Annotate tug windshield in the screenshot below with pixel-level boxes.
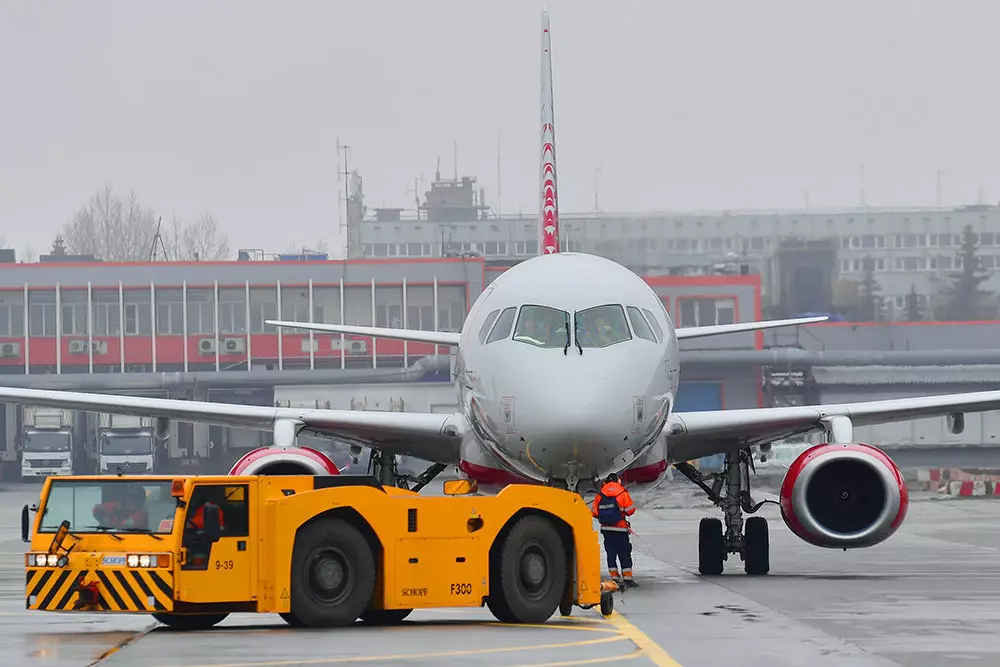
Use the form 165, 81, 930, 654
38, 479, 177, 534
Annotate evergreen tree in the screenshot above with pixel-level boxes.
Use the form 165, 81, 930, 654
905, 283, 924, 322
856, 255, 884, 322
940, 224, 996, 321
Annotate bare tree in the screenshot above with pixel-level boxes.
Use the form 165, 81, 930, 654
20, 246, 38, 263
282, 238, 331, 256
0, 235, 7, 249
160, 210, 231, 261
62, 184, 159, 261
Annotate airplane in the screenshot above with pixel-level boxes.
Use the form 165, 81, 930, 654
3, 10, 1000, 578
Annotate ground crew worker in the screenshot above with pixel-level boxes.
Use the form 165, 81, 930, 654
591, 472, 637, 587
92, 484, 149, 530
187, 499, 225, 532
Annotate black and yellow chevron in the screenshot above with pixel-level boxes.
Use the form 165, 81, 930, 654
26, 568, 174, 612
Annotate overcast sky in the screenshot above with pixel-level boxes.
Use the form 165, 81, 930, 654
2, 1, 999, 257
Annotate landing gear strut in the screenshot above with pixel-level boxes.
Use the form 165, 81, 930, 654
366, 449, 447, 492
674, 448, 774, 576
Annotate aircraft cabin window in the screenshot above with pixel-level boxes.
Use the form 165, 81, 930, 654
478, 309, 501, 343
574, 304, 631, 348
627, 306, 657, 342
512, 305, 569, 348
486, 307, 517, 343
641, 307, 664, 342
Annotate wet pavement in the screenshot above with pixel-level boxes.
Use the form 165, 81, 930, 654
2, 480, 999, 666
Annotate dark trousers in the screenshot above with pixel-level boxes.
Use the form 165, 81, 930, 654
601, 530, 633, 573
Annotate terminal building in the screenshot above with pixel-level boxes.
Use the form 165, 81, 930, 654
0, 254, 764, 475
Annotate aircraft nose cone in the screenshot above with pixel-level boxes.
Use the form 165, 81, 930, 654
511, 374, 638, 477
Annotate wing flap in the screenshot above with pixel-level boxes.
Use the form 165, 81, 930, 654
667, 389, 1000, 462
265, 320, 461, 347
0, 386, 465, 464
675, 316, 828, 340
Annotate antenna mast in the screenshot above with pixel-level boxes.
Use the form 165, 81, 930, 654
337, 138, 351, 256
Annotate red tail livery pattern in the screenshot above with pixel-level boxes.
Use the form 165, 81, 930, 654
540, 13, 560, 254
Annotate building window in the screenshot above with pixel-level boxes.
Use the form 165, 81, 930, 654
92, 290, 120, 337
0, 301, 24, 337
677, 297, 735, 327
28, 290, 57, 337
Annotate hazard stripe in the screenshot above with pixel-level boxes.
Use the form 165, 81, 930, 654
27, 567, 174, 612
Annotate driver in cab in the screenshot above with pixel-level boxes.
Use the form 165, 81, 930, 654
92, 484, 149, 530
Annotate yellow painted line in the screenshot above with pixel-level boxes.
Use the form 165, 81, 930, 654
156, 635, 629, 667
507, 650, 645, 667
484, 620, 620, 634
605, 612, 683, 667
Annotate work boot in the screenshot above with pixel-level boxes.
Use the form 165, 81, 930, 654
608, 568, 621, 584
623, 569, 637, 588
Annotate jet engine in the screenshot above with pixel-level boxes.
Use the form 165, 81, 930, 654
228, 446, 340, 476
778, 443, 908, 549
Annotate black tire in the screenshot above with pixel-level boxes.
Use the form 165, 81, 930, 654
360, 608, 412, 625
559, 598, 572, 617
279, 612, 305, 627
488, 514, 567, 624
288, 517, 377, 628
152, 612, 229, 631
743, 516, 769, 575
599, 591, 614, 617
698, 517, 725, 576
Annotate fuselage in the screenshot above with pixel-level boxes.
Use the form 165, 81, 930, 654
454, 252, 680, 487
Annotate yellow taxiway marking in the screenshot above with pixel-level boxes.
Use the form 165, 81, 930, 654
156, 635, 629, 667
604, 612, 683, 667
506, 649, 645, 667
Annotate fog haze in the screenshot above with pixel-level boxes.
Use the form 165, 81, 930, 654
2, 1, 999, 256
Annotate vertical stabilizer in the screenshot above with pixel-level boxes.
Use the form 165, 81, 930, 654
540, 10, 560, 254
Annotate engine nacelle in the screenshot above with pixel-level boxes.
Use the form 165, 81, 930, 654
779, 443, 908, 549
228, 446, 340, 476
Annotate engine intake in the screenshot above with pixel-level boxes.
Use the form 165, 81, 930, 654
228, 446, 340, 476
778, 443, 908, 549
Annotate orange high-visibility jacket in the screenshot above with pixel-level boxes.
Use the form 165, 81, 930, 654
591, 481, 636, 532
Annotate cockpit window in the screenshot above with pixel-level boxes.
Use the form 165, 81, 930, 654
486, 307, 517, 343
627, 306, 657, 342
575, 304, 632, 348
478, 309, 501, 343
512, 305, 569, 348
641, 307, 664, 342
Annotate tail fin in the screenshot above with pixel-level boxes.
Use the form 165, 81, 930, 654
540, 10, 560, 255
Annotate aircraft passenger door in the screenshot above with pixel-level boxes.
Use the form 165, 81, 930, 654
177, 483, 252, 603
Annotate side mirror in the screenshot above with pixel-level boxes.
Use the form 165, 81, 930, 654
21, 505, 29, 543
443, 479, 478, 496
203, 503, 222, 543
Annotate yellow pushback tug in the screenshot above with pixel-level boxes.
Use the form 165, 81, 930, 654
22, 474, 615, 630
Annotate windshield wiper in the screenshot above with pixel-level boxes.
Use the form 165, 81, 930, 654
573, 317, 583, 355
563, 313, 571, 355
115, 527, 163, 541
85, 525, 125, 541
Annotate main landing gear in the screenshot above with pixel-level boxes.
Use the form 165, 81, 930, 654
365, 449, 448, 492
674, 448, 775, 576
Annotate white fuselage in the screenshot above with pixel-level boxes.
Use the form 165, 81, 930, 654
453, 252, 680, 485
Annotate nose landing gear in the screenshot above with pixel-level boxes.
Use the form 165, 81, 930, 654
675, 448, 774, 576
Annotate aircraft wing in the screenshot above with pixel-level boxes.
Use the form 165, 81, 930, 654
0, 386, 465, 465
665, 389, 1000, 463
675, 316, 828, 340
265, 320, 461, 347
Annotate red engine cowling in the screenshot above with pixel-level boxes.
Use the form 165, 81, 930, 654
779, 443, 908, 549
228, 446, 340, 476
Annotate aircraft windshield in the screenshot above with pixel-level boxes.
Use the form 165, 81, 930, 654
100, 435, 153, 456
575, 304, 632, 348
38, 479, 176, 534
23, 432, 71, 453
512, 305, 569, 348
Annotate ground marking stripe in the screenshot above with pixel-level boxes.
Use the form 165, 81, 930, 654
153, 635, 629, 667
605, 611, 683, 667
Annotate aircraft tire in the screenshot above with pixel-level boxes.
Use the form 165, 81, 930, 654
698, 517, 725, 575
152, 612, 229, 631
743, 517, 769, 575
288, 517, 376, 627
491, 514, 567, 624
360, 608, 413, 624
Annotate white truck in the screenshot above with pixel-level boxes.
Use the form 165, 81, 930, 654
20, 407, 75, 479
96, 413, 161, 474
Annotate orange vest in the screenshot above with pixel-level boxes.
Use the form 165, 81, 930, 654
590, 482, 636, 531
